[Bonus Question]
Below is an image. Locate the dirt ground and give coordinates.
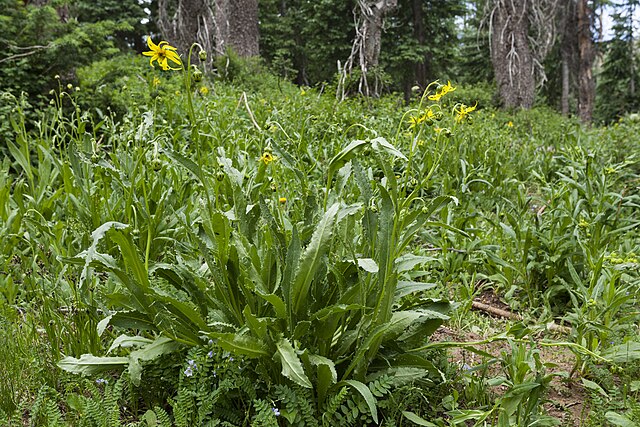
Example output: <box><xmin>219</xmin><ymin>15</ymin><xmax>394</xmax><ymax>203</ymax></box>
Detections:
<box><xmin>433</xmin><ymin>290</ymin><xmax>590</xmax><ymax>426</ymax></box>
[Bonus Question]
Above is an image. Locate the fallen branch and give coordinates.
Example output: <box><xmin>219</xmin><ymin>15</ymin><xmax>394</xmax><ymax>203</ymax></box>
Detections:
<box><xmin>471</xmin><ymin>300</ymin><xmax>521</xmax><ymax>320</ymax></box>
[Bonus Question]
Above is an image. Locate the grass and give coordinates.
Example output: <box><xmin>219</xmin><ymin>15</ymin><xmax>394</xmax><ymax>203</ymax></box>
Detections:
<box><xmin>0</xmin><ymin>56</ymin><xmax>639</xmax><ymax>426</ymax></box>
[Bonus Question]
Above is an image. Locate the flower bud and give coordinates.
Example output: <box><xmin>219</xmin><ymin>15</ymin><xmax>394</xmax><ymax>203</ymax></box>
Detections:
<box><xmin>199</xmin><ymin>50</ymin><xmax>207</xmax><ymax>61</ymax></box>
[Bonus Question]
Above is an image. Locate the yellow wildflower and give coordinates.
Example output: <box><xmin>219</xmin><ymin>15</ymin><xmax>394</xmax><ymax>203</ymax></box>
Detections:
<box><xmin>506</xmin><ymin>121</ymin><xmax>514</xmax><ymax>127</ymax></box>
<box><xmin>279</xmin><ymin>197</ymin><xmax>287</xmax><ymax>204</ymax></box>
<box><xmin>153</xmin><ymin>76</ymin><xmax>161</xmax><ymax>87</ymax></box>
<box><xmin>259</xmin><ymin>152</ymin><xmax>274</xmax><ymax>165</ymax></box>
<box><xmin>428</xmin><ymin>81</ymin><xmax>456</xmax><ymax>101</ymax></box>
<box><xmin>455</xmin><ymin>103</ymin><xmax>477</xmax><ymax>122</ymax></box>
<box><xmin>143</xmin><ymin>37</ymin><xmax>182</xmax><ymax>71</ymax></box>
<box><xmin>199</xmin><ymin>86</ymin><xmax>209</xmax><ymax>95</ymax></box>
<box><xmin>408</xmin><ymin>115</ymin><xmax>425</xmax><ymax>128</ymax></box>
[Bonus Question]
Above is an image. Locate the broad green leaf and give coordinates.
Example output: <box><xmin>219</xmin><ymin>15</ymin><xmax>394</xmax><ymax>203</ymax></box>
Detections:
<box><xmin>582</xmin><ymin>378</ymin><xmax>609</xmax><ymax>398</ymax></box>
<box><xmin>107</xmin><ymin>335</ymin><xmax>153</xmax><ymax>354</ymax></box>
<box><xmin>58</xmin><ymin>354</ymin><xmax>129</xmax><ymax>375</ymax></box>
<box><xmin>602</xmin><ymin>342</ymin><xmax>640</xmax><ymax>363</ymax></box>
<box><xmin>276</xmin><ymin>338</ymin><xmax>312</xmax><ymax>388</ymax></box>
<box><xmin>394</xmin><ymin>281</ymin><xmax>437</xmax><ymax>300</ymax></box>
<box><xmin>291</xmin><ymin>203</ymin><xmax>339</xmax><ymax>316</ymax></box>
<box><xmin>129</xmin><ymin>336</ymin><xmax>181</xmax><ymax>362</ymax></box>
<box><xmin>371</xmin><ymin>137</ymin><xmax>408</xmax><ymax>161</ymax></box>
<box><xmin>605</xmin><ymin>412</ymin><xmax>636</xmax><ymax>427</ymax></box>
<box><xmin>214</xmin><ymin>333</ymin><xmax>269</xmax><ymax>358</ymax></box>
<box><xmin>357</xmin><ymin>258</ymin><xmax>379</xmax><ymax>273</ymax></box>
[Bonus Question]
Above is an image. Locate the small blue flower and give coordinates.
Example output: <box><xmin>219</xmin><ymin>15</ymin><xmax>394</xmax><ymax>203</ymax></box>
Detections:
<box><xmin>272</xmin><ymin>407</ymin><xmax>280</xmax><ymax>417</ymax></box>
<box><xmin>188</xmin><ymin>359</ymin><xmax>197</xmax><ymax>369</ymax></box>
<box><xmin>95</xmin><ymin>378</ymin><xmax>108</xmax><ymax>385</ymax></box>
<box><xmin>207</xmin><ymin>350</ymin><xmax>214</xmax><ymax>358</ymax></box>
<box><xmin>184</xmin><ymin>366</ymin><xmax>194</xmax><ymax>377</ymax></box>
<box><xmin>208</xmin><ymin>339</ymin><xmax>214</xmax><ymax>345</ymax></box>
<box><xmin>228</xmin><ymin>356</ymin><xmax>234</xmax><ymax>362</ymax></box>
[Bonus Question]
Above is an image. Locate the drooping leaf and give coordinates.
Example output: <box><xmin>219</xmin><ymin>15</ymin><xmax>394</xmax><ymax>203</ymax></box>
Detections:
<box><xmin>337</xmin><ymin>379</ymin><xmax>378</xmax><ymax>424</ymax></box>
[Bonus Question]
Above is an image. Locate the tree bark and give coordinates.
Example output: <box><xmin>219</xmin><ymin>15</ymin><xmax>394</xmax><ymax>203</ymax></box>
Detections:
<box><xmin>577</xmin><ymin>0</ymin><xmax>594</xmax><ymax>124</ymax></box>
<box><xmin>158</xmin><ymin>0</ymin><xmax>215</xmax><ymax>63</ymax></box>
<box><xmin>360</xmin><ymin>0</ymin><xmax>397</xmax><ymax>70</ymax></box>
<box><xmin>559</xmin><ymin>0</ymin><xmax>578</xmax><ymax>116</ymax></box>
<box><xmin>214</xmin><ymin>0</ymin><xmax>259</xmax><ymax>57</ymax></box>
<box><xmin>490</xmin><ymin>0</ymin><xmax>536</xmax><ymax>109</ymax></box>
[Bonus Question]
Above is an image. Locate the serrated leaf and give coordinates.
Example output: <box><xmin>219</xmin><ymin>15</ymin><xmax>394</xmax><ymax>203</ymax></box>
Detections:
<box><xmin>276</xmin><ymin>338</ymin><xmax>312</xmax><ymax>388</ymax></box>
<box><xmin>291</xmin><ymin>203</ymin><xmax>339</xmax><ymax>316</ymax></box>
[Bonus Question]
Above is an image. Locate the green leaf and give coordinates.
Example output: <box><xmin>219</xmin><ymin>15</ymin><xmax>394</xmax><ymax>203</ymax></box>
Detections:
<box><xmin>337</xmin><ymin>379</ymin><xmax>378</xmax><ymax>424</ymax></box>
<box><xmin>602</xmin><ymin>342</ymin><xmax>640</xmax><ymax>363</ymax></box>
<box><xmin>276</xmin><ymin>338</ymin><xmax>312</xmax><ymax>388</ymax></box>
<box><xmin>58</xmin><ymin>354</ymin><xmax>129</xmax><ymax>375</ymax></box>
<box><xmin>357</xmin><ymin>258</ymin><xmax>379</xmax><ymax>273</ymax></box>
<box><xmin>291</xmin><ymin>203</ymin><xmax>339</xmax><ymax>316</ymax></box>
<box><xmin>107</xmin><ymin>335</ymin><xmax>152</xmax><ymax>354</ymax></box>
<box><xmin>605</xmin><ymin>411</ymin><xmax>636</xmax><ymax>427</ymax></box>
<box><xmin>402</xmin><ymin>411</ymin><xmax>438</xmax><ymax>426</ymax></box>
<box><xmin>214</xmin><ymin>333</ymin><xmax>269</xmax><ymax>358</ymax></box>
<box><xmin>394</xmin><ymin>281</ymin><xmax>437</xmax><ymax>300</ymax></box>
<box><xmin>582</xmin><ymin>378</ymin><xmax>609</xmax><ymax>398</ymax></box>
<box><xmin>371</xmin><ymin>137</ymin><xmax>408</xmax><ymax>161</ymax></box>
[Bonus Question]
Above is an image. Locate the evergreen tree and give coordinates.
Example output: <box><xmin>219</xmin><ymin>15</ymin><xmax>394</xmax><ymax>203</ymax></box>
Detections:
<box><xmin>596</xmin><ymin>1</ymin><xmax>639</xmax><ymax>122</ymax></box>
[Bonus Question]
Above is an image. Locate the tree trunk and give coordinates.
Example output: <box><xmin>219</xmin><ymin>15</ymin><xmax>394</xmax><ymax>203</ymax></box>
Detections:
<box><xmin>577</xmin><ymin>0</ymin><xmax>594</xmax><ymax>124</ymax></box>
<box><xmin>490</xmin><ymin>0</ymin><xmax>536</xmax><ymax>109</ymax></box>
<box><xmin>561</xmin><ymin>57</ymin><xmax>570</xmax><ymax>115</ymax></box>
<box><xmin>559</xmin><ymin>0</ymin><xmax>577</xmax><ymax>116</ymax></box>
<box><xmin>214</xmin><ymin>0</ymin><xmax>259</xmax><ymax>57</ymax></box>
<box><xmin>158</xmin><ymin>0</ymin><xmax>215</xmax><ymax>63</ymax></box>
<box><xmin>360</xmin><ymin>0</ymin><xmax>397</xmax><ymax>70</ymax></box>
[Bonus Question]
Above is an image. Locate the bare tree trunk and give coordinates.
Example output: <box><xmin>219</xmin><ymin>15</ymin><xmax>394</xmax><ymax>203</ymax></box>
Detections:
<box><xmin>338</xmin><ymin>0</ymin><xmax>397</xmax><ymax>98</ymax></box>
<box><xmin>214</xmin><ymin>0</ymin><xmax>259</xmax><ymax>57</ymax></box>
<box><xmin>577</xmin><ymin>0</ymin><xmax>594</xmax><ymax>124</ymax></box>
<box><xmin>559</xmin><ymin>0</ymin><xmax>577</xmax><ymax>116</ymax></box>
<box><xmin>490</xmin><ymin>0</ymin><xmax>536</xmax><ymax>109</ymax></box>
<box><xmin>561</xmin><ymin>57</ymin><xmax>570</xmax><ymax>115</ymax></box>
<box><xmin>158</xmin><ymin>0</ymin><xmax>215</xmax><ymax>63</ymax></box>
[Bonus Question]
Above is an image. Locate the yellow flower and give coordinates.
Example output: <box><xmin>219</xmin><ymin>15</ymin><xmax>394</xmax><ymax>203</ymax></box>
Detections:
<box><xmin>143</xmin><ymin>37</ymin><xmax>182</xmax><ymax>71</ymax></box>
<box><xmin>455</xmin><ymin>103</ymin><xmax>477</xmax><ymax>122</ymax></box>
<box><xmin>279</xmin><ymin>197</ymin><xmax>287</xmax><ymax>204</ymax></box>
<box><xmin>506</xmin><ymin>121</ymin><xmax>514</xmax><ymax>127</ymax></box>
<box><xmin>199</xmin><ymin>86</ymin><xmax>209</xmax><ymax>95</ymax></box>
<box><xmin>428</xmin><ymin>81</ymin><xmax>456</xmax><ymax>101</ymax></box>
<box><xmin>153</xmin><ymin>77</ymin><xmax>161</xmax><ymax>87</ymax></box>
<box><xmin>259</xmin><ymin>152</ymin><xmax>274</xmax><ymax>165</ymax></box>
<box><xmin>408</xmin><ymin>115</ymin><xmax>425</xmax><ymax>128</ymax></box>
